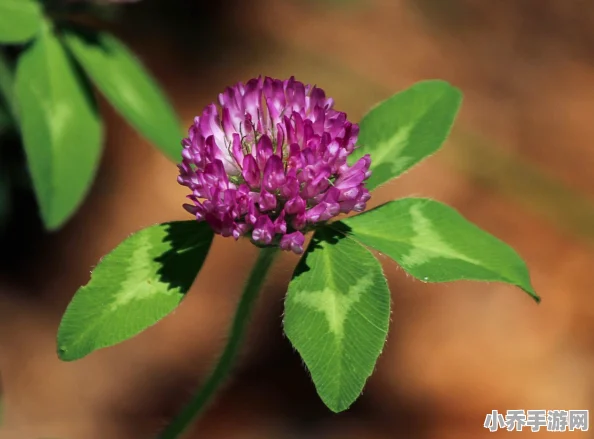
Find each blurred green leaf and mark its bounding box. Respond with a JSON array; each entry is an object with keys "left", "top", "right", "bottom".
[
  {"left": 62, "top": 29, "right": 183, "bottom": 161},
  {"left": 337, "top": 198, "right": 539, "bottom": 301},
  {"left": 57, "top": 221, "right": 213, "bottom": 361},
  {"left": 14, "top": 22, "right": 103, "bottom": 230},
  {"left": 351, "top": 80, "right": 462, "bottom": 191},
  {"left": 0, "top": 0, "right": 42, "bottom": 43},
  {"left": 284, "top": 228, "right": 391, "bottom": 412}
]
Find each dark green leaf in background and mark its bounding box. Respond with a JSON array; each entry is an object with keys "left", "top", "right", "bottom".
[
  {"left": 62, "top": 29, "right": 184, "bottom": 161},
  {"left": 14, "top": 22, "right": 103, "bottom": 230},
  {"left": 57, "top": 221, "right": 214, "bottom": 361}
]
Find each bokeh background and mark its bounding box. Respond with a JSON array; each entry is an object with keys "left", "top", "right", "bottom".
[{"left": 1, "top": 0, "right": 593, "bottom": 437}]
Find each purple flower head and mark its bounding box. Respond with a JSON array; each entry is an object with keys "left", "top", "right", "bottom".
[{"left": 178, "top": 76, "right": 372, "bottom": 254}]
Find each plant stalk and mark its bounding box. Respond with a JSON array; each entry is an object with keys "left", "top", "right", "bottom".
[{"left": 157, "top": 246, "right": 279, "bottom": 439}]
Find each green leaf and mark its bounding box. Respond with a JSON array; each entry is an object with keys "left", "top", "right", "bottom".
[
  {"left": 336, "top": 198, "right": 539, "bottom": 301},
  {"left": 14, "top": 23, "right": 103, "bottom": 230},
  {"left": 0, "top": 0, "right": 42, "bottom": 43},
  {"left": 57, "top": 221, "right": 214, "bottom": 361},
  {"left": 352, "top": 80, "right": 462, "bottom": 191},
  {"left": 283, "top": 228, "right": 391, "bottom": 412},
  {"left": 62, "top": 29, "right": 183, "bottom": 161}
]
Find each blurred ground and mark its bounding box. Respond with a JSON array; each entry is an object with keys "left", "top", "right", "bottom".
[{"left": 0, "top": 0, "right": 593, "bottom": 438}]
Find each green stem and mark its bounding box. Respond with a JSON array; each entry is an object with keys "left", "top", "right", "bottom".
[{"left": 157, "top": 246, "right": 279, "bottom": 439}]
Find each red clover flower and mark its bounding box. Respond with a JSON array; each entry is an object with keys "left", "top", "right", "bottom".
[{"left": 177, "top": 76, "right": 372, "bottom": 255}]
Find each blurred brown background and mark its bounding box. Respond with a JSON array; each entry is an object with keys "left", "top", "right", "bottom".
[{"left": 1, "top": 0, "right": 593, "bottom": 437}]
